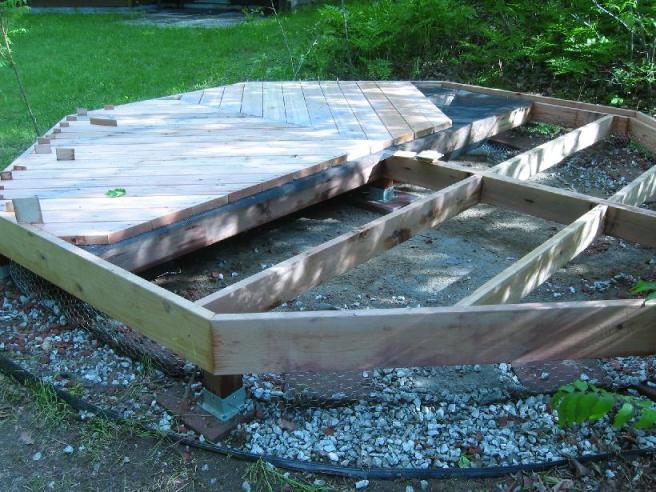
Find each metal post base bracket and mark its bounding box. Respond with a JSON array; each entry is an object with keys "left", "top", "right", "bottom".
[
  {"left": 366, "top": 186, "right": 396, "bottom": 202},
  {"left": 200, "top": 386, "right": 247, "bottom": 423}
]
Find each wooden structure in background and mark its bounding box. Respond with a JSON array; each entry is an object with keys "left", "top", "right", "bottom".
[{"left": 0, "top": 81, "right": 655, "bottom": 376}]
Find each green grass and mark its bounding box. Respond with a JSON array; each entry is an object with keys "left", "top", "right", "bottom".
[{"left": 0, "top": 11, "right": 321, "bottom": 169}]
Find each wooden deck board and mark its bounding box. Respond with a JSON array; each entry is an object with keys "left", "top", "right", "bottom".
[{"left": 4, "top": 81, "right": 451, "bottom": 245}]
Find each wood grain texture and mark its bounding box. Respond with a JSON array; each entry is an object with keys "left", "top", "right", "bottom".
[
  {"left": 5, "top": 81, "right": 450, "bottom": 245},
  {"left": 210, "top": 300, "right": 656, "bottom": 374},
  {"left": 197, "top": 175, "right": 482, "bottom": 313},
  {"left": 0, "top": 217, "right": 215, "bottom": 370}
]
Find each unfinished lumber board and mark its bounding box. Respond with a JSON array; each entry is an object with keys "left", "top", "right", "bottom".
[
  {"left": 630, "top": 118, "right": 656, "bottom": 154},
  {"left": 492, "top": 115, "right": 614, "bottom": 179},
  {"left": 301, "top": 81, "right": 338, "bottom": 131},
  {"left": 93, "top": 155, "right": 385, "bottom": 271},
  {"left": 0, "top": 217, "right": 215, "bottom": 369},
  {"left": 209, "top": 300, "right": 656, "bottom": 374},
  {"left": 12, "top": 197, "right": 44, "bottom": 224},
  {"left": 457, "top": 162, "right": 656, "bottom": 306},
  {"left": 357, "top": 81, "right": 413, "bottom": 141},
  {"left": 196, "top": 175, "right": 482, "bottom": 313},
  {"left": 433, "top": 81, "right": 637, "bottom": 118},
  {"left": 457, "top": 206, "right": 608, "bottom": 305},
  {"left": 282, "top": 81, "right": 311, "bottom": 126},
  {"left": 383, "top": 156, "right": 656, "bottom": 247}
]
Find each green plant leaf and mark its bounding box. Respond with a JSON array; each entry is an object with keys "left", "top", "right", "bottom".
[
  {"left": 558, "top": 393, "right": 579, "bottom": 427},
  {"left": 105, "top": 188, "right": 126, "bottom": 198},
  {"left": 573, "top": 379, "right": 589, "bottom": 392},
  {"left": 613, "top": 402, "right": 634, "bottom": 428},
  {"left": 630, "top": 280, "right": 656, "bottom": 295},
  {"left": 634, "top": 409, "right": 656, "bottom": 429},
  {"left": 589, "top": 394, "right": 616, "bottom": 420},
  {"left": 576, "top": 393, "right": 600, "bottom": 423}
]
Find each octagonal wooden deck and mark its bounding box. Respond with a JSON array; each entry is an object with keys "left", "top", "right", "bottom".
[{"left": 0, "top": 81, "right": 451, "bottom": 245}]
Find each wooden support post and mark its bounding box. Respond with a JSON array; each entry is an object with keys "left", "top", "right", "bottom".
[
  {"left": 104, "top": 105, "right": 115, "bottom": 110},
  {"left": 55, "top": 148, "right": 75, "bottom": 161},
  {"left": 12, "top": 197, "right": 43, "bottom": 225},
  {"left": 66, "top": 115, "right": 77, "bottom": 122},
  {"left": 60, "top": 121, "right": 69, "bottom": 128},
  {"left": 0, "top": 171, "right": 12, "bottom": 181},
  {"left": 37, "top": 137, "right": 50, "bottom": 145}
]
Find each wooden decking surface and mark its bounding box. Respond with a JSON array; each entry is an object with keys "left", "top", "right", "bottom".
[{"left": 1, "top": 81, "right": 451, "bottom": 245}]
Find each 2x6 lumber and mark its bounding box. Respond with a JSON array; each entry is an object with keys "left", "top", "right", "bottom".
[
  {"left": 458, "top": 163, "right": 656, "bottom": 306},
  {"left": 491, "top": 115, "right": 614, "bottom": 179},
  {"left": 383, "top": 156, "right": 656, "bottom": 247},
  {"left": 630, "top": 118, "right": 656, "bottom": 154},
  {"left": 0, "top": 217, "right": 215, "bottom": 370},
  {"left": 209, "top": 300, "right": 656, "bottom": 374},
  {"left": 196, "top": 175, "right": 482, "bottom": 313},
  {"left": 457, "top": 207, "right": 608, "bottom": 305}
]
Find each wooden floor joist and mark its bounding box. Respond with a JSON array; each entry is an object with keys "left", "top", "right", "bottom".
[
  {"left": 458, "top": 163, "right": 656, "bottom": 306},
  {"left": 197, "top": 175, "right": 482, "bottom": 312}
]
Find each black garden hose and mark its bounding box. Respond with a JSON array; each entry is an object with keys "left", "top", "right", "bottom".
[{"left": 0, "top": 353, "right": 653, "bottom": 480}]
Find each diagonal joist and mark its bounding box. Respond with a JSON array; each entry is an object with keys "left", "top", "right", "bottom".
[
  {"left": 492, "top": 115, "right": 614, "bottom": 179},
  {"left": 197, "top": 175, "right": 482, "bottom": 313},
  {"left": 210, "top": 300, "right": 656, "bottom": 374},
  {"left": 384, "top": 157, "right": 656, "bottom": 248},
  {"left": 458, "top": 163, "right": 656, "bottom": 306}
]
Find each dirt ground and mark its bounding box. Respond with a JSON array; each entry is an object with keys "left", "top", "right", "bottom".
[
  {"left": 2, "top": 371, "right": 655, "bottom": 491},
  {"left": 1, "top": 128, "right": 656, "bottom": 490}
]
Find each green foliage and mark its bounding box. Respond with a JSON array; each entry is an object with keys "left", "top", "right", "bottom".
[
  {"left": 631, "top": 280, "right": 656, "bottom": 303},
  {"left": 551, "top": 379, "right": 656, "bottom": 430},
  {"left": 105, "top": 188, "right": 126, "bottom": 198},
  {"left": 526, "top": 122, "right": 563, "bottom": 138},
  {"left": 304, "top": 0, "right": 656, "bottom": 109}
]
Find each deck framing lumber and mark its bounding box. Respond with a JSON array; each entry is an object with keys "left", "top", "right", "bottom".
[
  {"left": 209, "top": 300, "right": 656, "bottom": 374},
  {"left": 1, "top": 80, "right": 655, "bottom": 376}
]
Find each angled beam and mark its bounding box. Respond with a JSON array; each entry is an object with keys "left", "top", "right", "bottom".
[
  {"left": 209, "top": 300, "right": 656, "bottom": 374},
  {"left": 431, "top": 81, "right": 637, "bottom": 118},
  {"left": 458, "top": 164, "right": 656, "bottom": 306},
  {"left": 384, "top": 157, "right": 656, "bottom": 248},
  {"left": 492, "top": 115, "right": 614, "bottom": 179},
  {"left": 0, "top": 217, "right": 215, "bottom": 370},
  {"left": 457, "top": 206, "right": 607, "bottom": 305},
  {"left": 197, "top": 175, "right": 482, "bottom": 313}
]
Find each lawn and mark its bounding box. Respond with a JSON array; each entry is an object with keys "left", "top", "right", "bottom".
[{"left": 0, "top": 11, "right": 320, "bottom": 170}]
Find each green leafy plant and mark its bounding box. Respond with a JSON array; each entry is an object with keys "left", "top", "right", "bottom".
[
  {"left": 105, "top": 188, "right": 126, "bottom": 198},
  {"left": 631, "top": 280, "right": 656, "bottom": 304},
  {"left": 526, "top": 122, "right": 563, "bottom": 138},
  {"left": 0, "top": 0, "right": 39, "bottom": 136},
  {"left": 552, "top": 379, "right": 656, "bottom": 429}
]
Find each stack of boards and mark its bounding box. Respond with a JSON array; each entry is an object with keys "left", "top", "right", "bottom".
[{"left": 1, "top": 81, "right": 452, "bottom": 245}]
